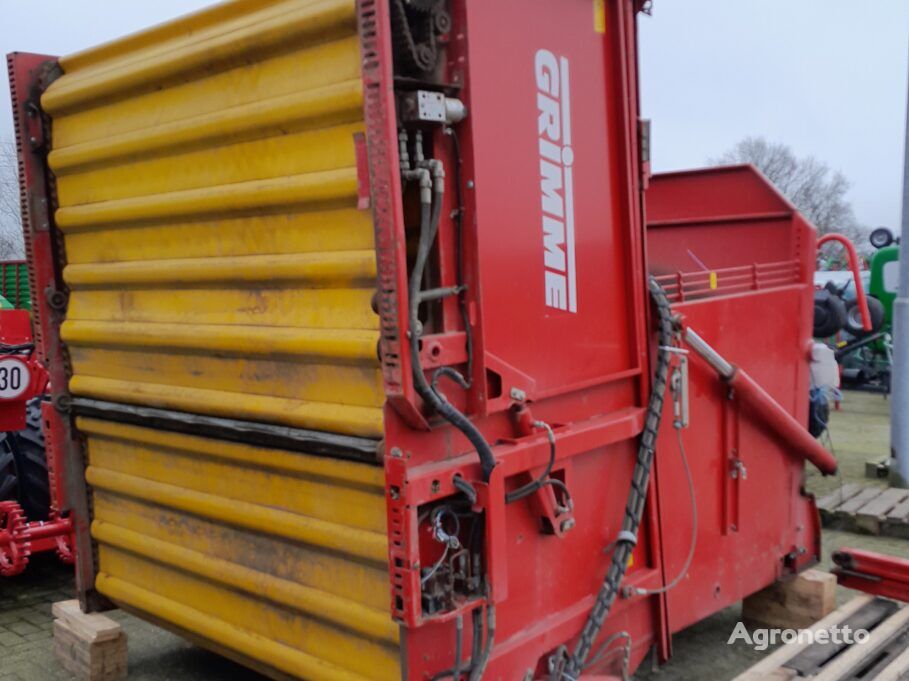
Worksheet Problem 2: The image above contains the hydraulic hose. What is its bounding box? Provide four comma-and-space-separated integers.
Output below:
468, 605, 495, 681
555, 278, 674, 679
407, 167, 497, 481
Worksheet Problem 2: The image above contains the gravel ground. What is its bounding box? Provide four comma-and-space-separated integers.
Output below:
0, 390, 902, 680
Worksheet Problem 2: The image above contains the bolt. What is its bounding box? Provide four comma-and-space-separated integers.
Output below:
466, 180, 475, 189
390, 447, 403, 458
560, 518, 576, 533
510, 387, 527, 402
53, 394, 72, 414
45, 288, 68, 312
431, 480, 440, 494
389, 486, 400, 500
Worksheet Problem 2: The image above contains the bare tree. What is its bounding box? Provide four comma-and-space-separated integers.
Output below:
710, 136, 870, 256
0, 138, 25, 260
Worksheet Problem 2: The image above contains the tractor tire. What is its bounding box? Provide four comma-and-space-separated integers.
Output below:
0, 434, 16, 502
844, 296, 886, 337
9, 399, 50, 520
813, 289, 847, 338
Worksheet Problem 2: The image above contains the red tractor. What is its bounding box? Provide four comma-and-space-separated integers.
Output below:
0, 306, 73, 576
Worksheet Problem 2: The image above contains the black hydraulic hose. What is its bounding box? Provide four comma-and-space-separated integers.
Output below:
556, 278, 674, 679
408, 184, 497, 481
468, 605, 495, 681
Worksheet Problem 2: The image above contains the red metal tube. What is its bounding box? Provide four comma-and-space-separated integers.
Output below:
817, 233, 872, 332
20, 517, 71, 542
684, 328, 838, 476
833, 547, 909, 603
833, 547, 909, 585
727, 368, 838, 475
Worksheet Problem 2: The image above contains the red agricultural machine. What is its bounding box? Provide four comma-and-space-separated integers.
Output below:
0, 307, 73, 577
4, 1, 857, 679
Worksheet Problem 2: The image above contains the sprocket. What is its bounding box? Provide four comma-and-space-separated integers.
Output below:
0, 500, 30, 577
55, 529, 75, 565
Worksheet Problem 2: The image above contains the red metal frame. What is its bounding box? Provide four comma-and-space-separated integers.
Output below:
7, 52, 98, 604
361, 1, 668, 677
833, 548, 909, 603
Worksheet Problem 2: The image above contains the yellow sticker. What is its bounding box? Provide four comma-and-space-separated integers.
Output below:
594, 0, 606, 33
627, 552, 634, 568
709, 271, 718, 290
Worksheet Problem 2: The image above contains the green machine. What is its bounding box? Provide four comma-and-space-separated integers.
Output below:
838, 228, 901, 391
0, 261, 30, 311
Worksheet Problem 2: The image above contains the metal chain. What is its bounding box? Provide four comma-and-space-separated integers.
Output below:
390, 0, 438, 72
554, 278, 674, 680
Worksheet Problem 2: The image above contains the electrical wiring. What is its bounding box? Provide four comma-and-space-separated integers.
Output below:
583, 631, 631, 680
627, 426, 697, 597
505, 421, 554, 502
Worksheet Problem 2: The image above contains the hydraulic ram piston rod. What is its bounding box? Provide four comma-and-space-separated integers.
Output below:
685, 328, 838, 476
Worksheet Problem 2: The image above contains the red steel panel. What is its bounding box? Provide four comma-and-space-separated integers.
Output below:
646, 166, 823, 635
466, 0, 642, 399
370, 1, 665, 677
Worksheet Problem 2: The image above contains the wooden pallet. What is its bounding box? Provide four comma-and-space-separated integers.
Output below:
734, 595, 909, 681
818, 484, 909, 537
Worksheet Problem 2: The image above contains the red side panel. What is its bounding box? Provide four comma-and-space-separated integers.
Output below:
466, 0, 642, 396
646, 166, 822, 635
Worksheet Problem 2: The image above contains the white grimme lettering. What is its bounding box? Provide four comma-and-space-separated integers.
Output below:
535, 49, 577, 313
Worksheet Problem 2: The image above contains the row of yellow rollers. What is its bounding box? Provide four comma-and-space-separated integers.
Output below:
40, 1, 402, 678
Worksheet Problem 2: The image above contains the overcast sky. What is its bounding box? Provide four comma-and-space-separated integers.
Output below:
639, 1, 909, 231
2, 0, 907, 231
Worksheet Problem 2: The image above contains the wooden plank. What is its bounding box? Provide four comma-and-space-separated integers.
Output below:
812, 606, 909, 681
817, 483, 863, 512
784, 597, 899, 676
857, 488, 909, 517
52, 599, 122, 644
857, 629, 909, 680
730, 595, 874, 681
887, 495, 909, 522
856, 488, 909, 534
837, 487, 886, 515
873, 643, 909, 681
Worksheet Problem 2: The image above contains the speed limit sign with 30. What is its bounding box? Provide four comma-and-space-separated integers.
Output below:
0, 358, 30, 399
